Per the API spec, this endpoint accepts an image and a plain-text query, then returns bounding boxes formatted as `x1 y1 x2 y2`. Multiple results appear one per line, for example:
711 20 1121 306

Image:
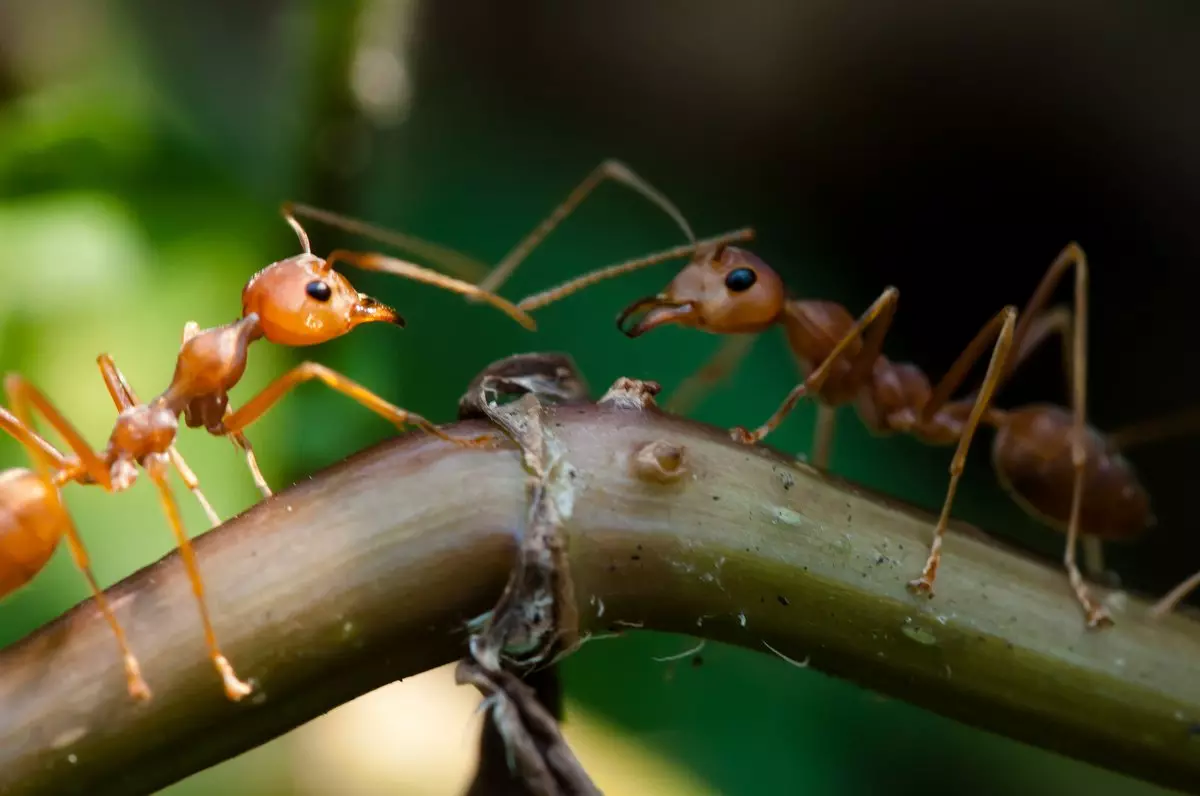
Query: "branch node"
631 440 688 484
598 377 661 411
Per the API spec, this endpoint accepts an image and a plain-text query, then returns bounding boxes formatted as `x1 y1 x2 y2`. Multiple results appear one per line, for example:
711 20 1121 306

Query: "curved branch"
0 402 1198 795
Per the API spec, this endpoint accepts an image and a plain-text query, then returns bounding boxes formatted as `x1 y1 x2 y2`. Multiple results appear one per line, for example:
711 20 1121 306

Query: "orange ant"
0 208 536 702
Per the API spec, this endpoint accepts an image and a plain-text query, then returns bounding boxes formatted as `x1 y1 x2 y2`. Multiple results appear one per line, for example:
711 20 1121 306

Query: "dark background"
0 1 1195 793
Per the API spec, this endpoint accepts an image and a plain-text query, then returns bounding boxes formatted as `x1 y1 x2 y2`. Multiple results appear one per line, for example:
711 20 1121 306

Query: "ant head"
617 246 785 338
241 253 404 346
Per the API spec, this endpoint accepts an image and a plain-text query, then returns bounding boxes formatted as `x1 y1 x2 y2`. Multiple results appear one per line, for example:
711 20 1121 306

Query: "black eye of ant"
306 280 333 302
725 268 757 292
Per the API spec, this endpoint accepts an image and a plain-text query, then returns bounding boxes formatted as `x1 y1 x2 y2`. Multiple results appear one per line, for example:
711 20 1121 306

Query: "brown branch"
1 387 1199 795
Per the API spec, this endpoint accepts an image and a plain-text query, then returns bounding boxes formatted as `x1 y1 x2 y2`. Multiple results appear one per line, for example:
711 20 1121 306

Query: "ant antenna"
282 209 313 255
323 249 538 330
516 227 755 312
282 201 493 283
478 159 699 296
1109 406 1200 451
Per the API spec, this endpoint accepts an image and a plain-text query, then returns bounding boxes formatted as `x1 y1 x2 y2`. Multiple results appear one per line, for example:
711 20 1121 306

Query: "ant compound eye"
305 280 333 302
724 268 757 292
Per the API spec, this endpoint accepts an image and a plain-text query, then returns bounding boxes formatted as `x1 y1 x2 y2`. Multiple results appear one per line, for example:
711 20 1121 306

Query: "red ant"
480 166 1017 615
506 207 1188 627
0 209 536 702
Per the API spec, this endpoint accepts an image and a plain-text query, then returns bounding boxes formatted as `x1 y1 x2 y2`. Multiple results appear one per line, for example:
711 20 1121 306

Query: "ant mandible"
0 208 536 702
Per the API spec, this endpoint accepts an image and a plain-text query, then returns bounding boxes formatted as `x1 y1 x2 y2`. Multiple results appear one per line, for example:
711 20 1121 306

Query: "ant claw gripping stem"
729 426 759 445
907 577 936 598
125 654 152 701
1085 606 1114 630
215 655 253 701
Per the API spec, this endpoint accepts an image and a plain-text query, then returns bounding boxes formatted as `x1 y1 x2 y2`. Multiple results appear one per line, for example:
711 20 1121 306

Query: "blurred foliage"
0 2 1175 794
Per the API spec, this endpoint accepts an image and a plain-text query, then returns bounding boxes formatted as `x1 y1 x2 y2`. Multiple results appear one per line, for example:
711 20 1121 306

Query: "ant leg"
810 405 837 469
228 427 272 498
281 202 493 283
324 249 537 331
0 407 71 474
478 159 696 296
144 453 251 700
3 375 110 486
95 354 223 526
664 335 756 416
516 228 755 312
59 506 151 700
907 306 1017 597
220 362 496 449
731 287 899 445
167 448 221 527
1150 569 1200 619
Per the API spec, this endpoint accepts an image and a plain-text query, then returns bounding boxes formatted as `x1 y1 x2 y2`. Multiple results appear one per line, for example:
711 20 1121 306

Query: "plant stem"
0 404 1197 795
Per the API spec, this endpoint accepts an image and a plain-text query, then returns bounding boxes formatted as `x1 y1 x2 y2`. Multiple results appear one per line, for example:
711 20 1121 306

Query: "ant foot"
215 655 253 701
450 432 503 449
124 655 152 701
730 426 759 445
1085 606 1114 630
906 577 936 598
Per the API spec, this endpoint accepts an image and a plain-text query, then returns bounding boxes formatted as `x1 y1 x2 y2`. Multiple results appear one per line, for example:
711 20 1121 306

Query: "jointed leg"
478 159 696 296
664 335 756 416
145 454 251 700
59 507 151 700
3 374 109 486
220 361 495 449
96 354 223 527
907 306 1017 596
0 406 72 474
810 405 837 469
731 287 900 445
1150 569 1200 619
282 202 493 284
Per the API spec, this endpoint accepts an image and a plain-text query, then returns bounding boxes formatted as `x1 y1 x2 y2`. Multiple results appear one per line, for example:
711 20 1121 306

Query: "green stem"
0 404 1197 795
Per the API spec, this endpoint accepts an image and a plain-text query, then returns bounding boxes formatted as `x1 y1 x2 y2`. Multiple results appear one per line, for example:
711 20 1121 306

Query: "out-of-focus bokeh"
0 1 1195 793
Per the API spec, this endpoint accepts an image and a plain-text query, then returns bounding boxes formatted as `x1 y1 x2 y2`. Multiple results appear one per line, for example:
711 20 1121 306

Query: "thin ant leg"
516 228 756 312
478 159 697 296
1006 244 1108 625
143 453 251 700
3 375 110 487
0 406 72 473
810 405 837 470
731 287 900 445
907 306 1017 596
664 335 756 416
54 486 150 700
323 250 537 330
96 354 222 527
1150 569 1200 619
220 362 495 449
282 202 493 284
1046 245 1110 627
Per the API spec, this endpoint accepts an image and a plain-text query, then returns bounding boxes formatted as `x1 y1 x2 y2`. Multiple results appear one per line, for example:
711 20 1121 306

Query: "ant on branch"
485 165 1018 614
0 208 537 702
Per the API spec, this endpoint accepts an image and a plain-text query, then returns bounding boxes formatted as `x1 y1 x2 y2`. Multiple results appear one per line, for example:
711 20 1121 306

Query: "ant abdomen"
0 468 67 597
992 404 1152 541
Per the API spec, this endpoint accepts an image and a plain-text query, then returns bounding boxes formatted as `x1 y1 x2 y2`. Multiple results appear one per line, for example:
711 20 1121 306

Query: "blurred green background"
0 1 1194 794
